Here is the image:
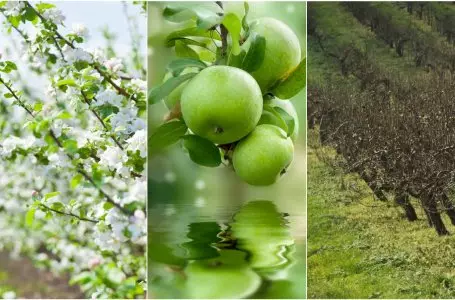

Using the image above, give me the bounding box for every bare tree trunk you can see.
[422,193,449,236]
[440,193,455,225]
[395,193,418,221]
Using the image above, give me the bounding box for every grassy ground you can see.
[307,141,455,299]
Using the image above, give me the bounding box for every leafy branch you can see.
[39,203,99,223]
[22,2,137,102]
[0,77,130,215]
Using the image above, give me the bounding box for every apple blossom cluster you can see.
[0,1,146,298]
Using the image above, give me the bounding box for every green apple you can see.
[259,98,299,141]
[181,65,263,144]
[233,124,294,186]
[244,17,301,94]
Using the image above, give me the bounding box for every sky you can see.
[0,1,146,91]
[56,1,146,57]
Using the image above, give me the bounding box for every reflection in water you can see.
[186,249,261,299]
[231,201,295,278]
[181,222,221,260]
[149,199,303,299]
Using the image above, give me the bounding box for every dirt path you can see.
[0,252,84,299]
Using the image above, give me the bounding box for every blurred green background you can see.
[148,2,306,298]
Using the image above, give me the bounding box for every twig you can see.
[40,203,98,223]
[80,91,124,150]
[0,77,34,117]
[216,1,228,57]
[0,10,30,43]
[24,2,136,101]
[0,79,130,215]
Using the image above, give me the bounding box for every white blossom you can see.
[94,89,123,107]
[72,23,89,39]
[4,2,25,16]
[122,178,146,205]
[42,8,66,25]
[104,57,123,73]
[126,129,146,158]
[99,146,127,171]
[130,79,146,91]
[62,45,93,64]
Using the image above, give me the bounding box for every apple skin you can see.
[259,98,299,142]
[244,17,301,94]
[232,124,294,186]
[181,65,263,144]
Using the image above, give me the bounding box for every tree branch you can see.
[24,2,136,101]
[0,79,130,215]
[40,203,98,223]
[216,1,228,57]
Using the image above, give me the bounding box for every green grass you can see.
[308,140,455,299]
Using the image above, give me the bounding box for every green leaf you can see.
[23,6,37,21]
[274,107,295,138]
[69,272,92,285]
[163,4,224,30]
[8,15,20,28]
[163,5,196,23]
[51,202,65,211]
[174,38,210,49]
[242,2,250,32]
[272,58,306,99]
[44,191,60,201]
[149,120,188,152]
[222,13,242,56]
[36,3,56,13]
[56,111,72,119]
[5,61,17,70]
[229,50,246,68]
[165,27,220,47]
[63,139,78,154]
[25,208,36,227]
[56,79,77,87]
[0,61,17,73]
[71,174,83,189]
[167,58,207,77]
[148,73,196,105]
[262,104,288,130]
[33,102,43,112]
[182,135,221,167]
[103,202,115,210]
[175,40,199,59]
[242,33,266,72]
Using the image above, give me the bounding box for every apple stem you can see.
[216,1,228,57]
[215,126,224,134]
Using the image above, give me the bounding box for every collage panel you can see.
[308,2,455,299]
[0,1,146,299]
[148,1,306,299]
